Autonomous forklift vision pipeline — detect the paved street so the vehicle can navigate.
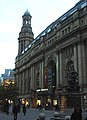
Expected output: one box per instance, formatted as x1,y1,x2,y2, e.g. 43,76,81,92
0,108,54,120
0,108,87,120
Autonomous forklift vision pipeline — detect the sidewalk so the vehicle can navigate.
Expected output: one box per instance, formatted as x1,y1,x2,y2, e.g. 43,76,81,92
0,107,86,120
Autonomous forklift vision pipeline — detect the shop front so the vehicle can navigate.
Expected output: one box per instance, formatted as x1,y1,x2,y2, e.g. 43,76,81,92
17,95,30,107
36,88,58,110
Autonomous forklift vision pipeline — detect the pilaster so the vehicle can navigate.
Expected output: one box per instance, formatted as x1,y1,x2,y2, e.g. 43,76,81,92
77,42,83,85
59,51,63,85
22,71,25,94
82,41,86,84
26,69,28,94
39,62,42,87
19,72,22,95
74,43,78,71
41,61,44,88
31,66,34,89
56,53,59,86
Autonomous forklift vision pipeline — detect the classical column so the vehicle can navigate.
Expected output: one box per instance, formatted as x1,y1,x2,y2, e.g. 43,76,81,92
41,61,44,88
39,62,42,87
16,74,19,91
85,41,87,83
18,72,22,95
22,71,25,94
77,42,83,85
59,51,63,85
16,73,20,95
82,41,86,84
31,66,34,89
26,69,28,94
78,41,86,109
21,72,23,94
56,53,59,86
27,68,30,93
24,70,26,94
74,43,78,71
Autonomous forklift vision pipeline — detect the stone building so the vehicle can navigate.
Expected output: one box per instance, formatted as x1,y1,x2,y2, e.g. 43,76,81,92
14,0,87,109
1,69,15,87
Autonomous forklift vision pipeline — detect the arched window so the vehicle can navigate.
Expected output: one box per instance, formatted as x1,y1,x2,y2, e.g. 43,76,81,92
47,60,56,90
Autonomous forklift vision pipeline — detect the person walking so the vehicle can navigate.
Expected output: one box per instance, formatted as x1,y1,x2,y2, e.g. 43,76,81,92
9,104,13,115
70,104,82,120
22,104,26,115
85,117,87,120
5,100,9,115
12,104,18,120
55,104,60,111
17,104,21,113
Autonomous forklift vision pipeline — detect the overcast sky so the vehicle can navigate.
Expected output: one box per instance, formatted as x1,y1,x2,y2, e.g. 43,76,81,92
0,0,79,74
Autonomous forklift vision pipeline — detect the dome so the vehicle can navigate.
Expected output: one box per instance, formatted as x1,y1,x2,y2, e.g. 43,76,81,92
24,10,30,16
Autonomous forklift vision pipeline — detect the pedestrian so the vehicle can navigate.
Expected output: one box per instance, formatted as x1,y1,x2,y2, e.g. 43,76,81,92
17,103,21,113
85,117,87,120
12,104,18,120
22,104,26,115
9,104,13,115
70,104,82,120
55,104,60,111
39,104,43,111
5,100,9,115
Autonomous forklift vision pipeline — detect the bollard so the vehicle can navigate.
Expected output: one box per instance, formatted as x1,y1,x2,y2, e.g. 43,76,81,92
53,112,60,118
51,112,63,120
64,115,71,120
39,113,46,120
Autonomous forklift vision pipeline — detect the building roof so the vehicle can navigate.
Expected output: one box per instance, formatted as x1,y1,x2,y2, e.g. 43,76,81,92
24,9,30,16
20,0,87,55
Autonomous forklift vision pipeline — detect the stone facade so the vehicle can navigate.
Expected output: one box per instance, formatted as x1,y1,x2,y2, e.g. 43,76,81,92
14,1,87,108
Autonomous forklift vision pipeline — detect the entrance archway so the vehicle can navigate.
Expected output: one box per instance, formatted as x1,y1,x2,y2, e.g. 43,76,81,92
47,60,56,91
45,60,56,108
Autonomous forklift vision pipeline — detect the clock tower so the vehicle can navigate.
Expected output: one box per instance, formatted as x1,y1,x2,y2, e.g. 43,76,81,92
18,10,34,54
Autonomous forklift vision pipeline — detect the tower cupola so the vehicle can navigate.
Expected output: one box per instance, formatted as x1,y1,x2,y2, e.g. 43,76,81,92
18,10,34,54
22,10,31,27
